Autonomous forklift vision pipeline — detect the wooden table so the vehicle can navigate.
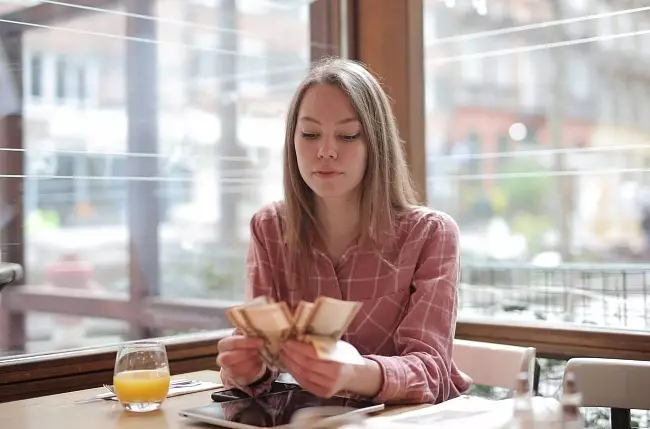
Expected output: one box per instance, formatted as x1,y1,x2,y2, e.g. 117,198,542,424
0,370,426,429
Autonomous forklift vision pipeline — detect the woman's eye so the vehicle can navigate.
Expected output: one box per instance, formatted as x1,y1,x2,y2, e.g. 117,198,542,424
340,133,361,142
301,132,319,140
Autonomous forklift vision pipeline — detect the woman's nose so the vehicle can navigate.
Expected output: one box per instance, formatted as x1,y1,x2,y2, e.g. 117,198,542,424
317,136,337,159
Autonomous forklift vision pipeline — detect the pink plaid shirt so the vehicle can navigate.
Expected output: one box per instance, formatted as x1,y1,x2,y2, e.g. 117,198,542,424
221,202,472,404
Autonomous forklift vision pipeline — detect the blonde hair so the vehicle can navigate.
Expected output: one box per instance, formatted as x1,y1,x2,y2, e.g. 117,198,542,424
282,57,420,288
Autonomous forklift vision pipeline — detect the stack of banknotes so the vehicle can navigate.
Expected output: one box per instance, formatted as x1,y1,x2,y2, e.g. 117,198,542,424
226,296,365,371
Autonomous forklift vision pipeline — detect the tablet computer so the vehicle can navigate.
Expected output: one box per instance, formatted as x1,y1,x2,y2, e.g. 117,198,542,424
179,389,384,429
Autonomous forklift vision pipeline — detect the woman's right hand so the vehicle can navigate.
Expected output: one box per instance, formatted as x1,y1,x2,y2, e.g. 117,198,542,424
217,335,266,385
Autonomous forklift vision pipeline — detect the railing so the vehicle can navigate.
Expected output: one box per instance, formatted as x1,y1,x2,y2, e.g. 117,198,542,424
2,262,650,409
456,263,650,429
459,262,650,330
2,262,649,356
0,286,236,354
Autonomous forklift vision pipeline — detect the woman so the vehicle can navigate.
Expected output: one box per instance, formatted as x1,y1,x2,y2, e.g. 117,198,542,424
217,57,471,405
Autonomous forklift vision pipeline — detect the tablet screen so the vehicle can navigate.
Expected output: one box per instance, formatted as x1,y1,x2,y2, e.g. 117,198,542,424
180,389,380,428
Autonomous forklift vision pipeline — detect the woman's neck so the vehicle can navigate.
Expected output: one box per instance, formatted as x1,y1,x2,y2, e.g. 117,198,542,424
315,196,360,247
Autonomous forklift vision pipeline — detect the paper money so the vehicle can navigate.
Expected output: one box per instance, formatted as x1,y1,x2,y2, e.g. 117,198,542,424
227,299,295,368
307,335,366,366
226,296,363,368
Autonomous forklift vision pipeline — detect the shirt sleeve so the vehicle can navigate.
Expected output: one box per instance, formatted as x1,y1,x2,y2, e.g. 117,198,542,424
363,213,472,404
219,212,281,396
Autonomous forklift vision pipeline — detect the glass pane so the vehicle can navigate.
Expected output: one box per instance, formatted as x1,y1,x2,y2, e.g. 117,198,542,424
0,0,340,357
23,312,128,355
423,0,650,330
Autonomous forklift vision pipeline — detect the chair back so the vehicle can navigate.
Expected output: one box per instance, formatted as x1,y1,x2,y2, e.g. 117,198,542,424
453,339,537,391
564,357,650,429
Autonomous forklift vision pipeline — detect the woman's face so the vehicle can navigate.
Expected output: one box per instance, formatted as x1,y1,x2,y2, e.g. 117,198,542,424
294,84,367,202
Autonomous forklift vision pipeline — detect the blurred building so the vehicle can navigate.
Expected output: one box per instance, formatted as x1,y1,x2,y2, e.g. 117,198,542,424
1,0,311,293
17,0,308,230
423,0,650,257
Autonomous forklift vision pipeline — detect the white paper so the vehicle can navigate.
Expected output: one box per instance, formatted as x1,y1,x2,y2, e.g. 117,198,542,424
372,396,560,429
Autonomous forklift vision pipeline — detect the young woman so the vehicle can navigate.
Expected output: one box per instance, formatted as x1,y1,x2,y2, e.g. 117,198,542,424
217,57,471,405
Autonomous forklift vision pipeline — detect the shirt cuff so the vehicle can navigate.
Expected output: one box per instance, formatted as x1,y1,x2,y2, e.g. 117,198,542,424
362,354,405,403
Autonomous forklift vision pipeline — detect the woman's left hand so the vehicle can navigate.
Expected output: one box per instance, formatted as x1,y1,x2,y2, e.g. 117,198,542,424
280,339,357,398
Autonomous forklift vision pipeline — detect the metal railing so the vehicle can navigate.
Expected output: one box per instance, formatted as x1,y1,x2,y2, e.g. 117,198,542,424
1,262,649,355
459,262,650,330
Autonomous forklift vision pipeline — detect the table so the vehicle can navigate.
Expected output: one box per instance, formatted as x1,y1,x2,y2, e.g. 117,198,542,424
0,370,427,429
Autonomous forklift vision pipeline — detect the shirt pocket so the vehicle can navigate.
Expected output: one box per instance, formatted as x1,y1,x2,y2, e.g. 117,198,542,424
345,287,411,355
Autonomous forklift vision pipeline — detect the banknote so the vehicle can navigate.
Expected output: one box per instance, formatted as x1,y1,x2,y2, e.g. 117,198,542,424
307,334,366,366
226,296,363,368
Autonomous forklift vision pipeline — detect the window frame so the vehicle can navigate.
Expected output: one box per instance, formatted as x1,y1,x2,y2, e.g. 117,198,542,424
1,0,649,403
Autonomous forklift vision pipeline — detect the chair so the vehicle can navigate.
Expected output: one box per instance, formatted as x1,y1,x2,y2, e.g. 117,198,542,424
564,358,650,429
452,339,540,394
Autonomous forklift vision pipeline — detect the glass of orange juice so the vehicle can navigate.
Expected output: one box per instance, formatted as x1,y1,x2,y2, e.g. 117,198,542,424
113,341,171,412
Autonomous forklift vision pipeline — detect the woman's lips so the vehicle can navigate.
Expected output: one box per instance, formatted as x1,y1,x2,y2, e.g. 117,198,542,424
314,171,341,179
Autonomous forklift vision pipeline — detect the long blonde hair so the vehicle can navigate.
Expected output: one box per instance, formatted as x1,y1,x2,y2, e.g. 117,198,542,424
282,57,420,288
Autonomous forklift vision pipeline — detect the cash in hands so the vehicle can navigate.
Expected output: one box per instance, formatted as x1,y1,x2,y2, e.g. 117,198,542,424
225,296,364,371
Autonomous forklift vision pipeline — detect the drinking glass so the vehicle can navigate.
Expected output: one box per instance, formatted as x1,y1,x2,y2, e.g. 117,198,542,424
113,340,171,412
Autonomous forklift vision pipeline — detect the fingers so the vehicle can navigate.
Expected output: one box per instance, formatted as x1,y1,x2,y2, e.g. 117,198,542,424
280,348,341,398
281,349,334,385
282,339,318,359
217,337,266,383
218,336,265,352
217,349,259,367
297,377,336,398
218,350,264,382
281,341,338,378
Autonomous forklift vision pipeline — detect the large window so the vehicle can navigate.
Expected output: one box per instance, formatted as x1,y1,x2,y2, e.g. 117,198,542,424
424,0,650,331
0,0,340,356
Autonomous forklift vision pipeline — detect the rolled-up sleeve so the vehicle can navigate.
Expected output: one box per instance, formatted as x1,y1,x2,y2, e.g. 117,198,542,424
219,212,281,395
364,213,472,404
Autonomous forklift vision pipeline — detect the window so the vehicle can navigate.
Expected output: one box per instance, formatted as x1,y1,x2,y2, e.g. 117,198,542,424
460,40,483,86
518,51,538,109
76,66,86,105
568,0,587,13
423,7,437,42
55,56,66,102
599,77,615,123
494,49,512,88
266,52,304,90
237,0,269,14
1,0,339,357
567,53,590,99
239,37,269,95
424,0,650,332
189,33,217,79
617,11,636,53
0,48,19,116
598,5,615,49
29,53,42,97
27,53,92,106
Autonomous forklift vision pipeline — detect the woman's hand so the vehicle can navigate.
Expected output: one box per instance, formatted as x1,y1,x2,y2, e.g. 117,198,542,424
279,339,357,398
217,335,267,385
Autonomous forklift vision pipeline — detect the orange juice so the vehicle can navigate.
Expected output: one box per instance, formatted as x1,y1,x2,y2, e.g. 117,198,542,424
113,369,170,403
